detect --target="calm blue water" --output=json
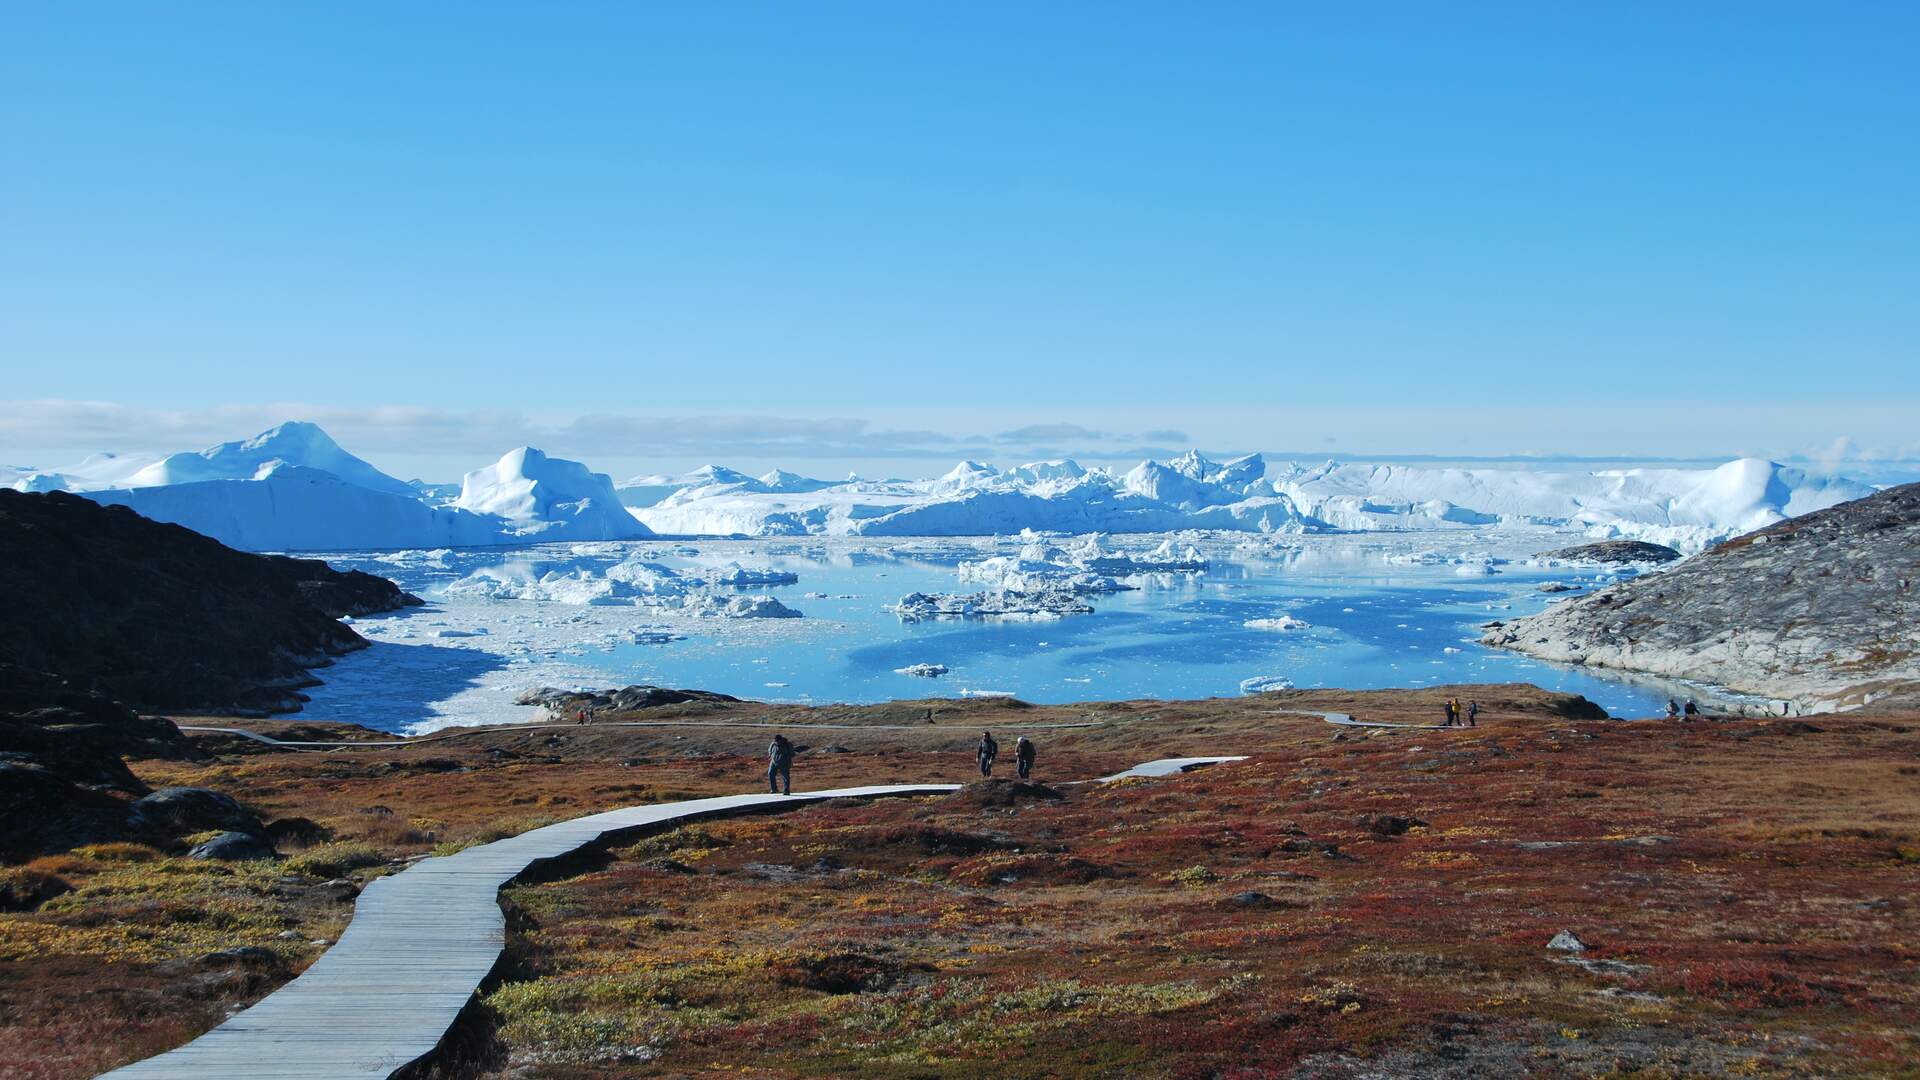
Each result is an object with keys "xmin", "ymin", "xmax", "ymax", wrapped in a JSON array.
[{"xmin": 320, "ymin": 535, "xmax": 1683, "ymax": 719}]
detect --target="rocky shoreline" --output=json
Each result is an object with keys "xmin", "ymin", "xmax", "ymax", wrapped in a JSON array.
[{"xmin": 1485, "ymin": 482, "xmax": 1920, "ymax": 713}]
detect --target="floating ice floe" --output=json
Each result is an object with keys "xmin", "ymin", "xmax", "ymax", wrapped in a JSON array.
[
  {"xmin": 1244, "ymin": 615, "xmax": 1312, "ymax": 631},
  {"xmin": 893, "ymin": 588, "xmax": 1095, "ymax": 622},
  {"xmin": 895, "ymin": 663, "xmax": 950, "ymax": 678},
  {"xmin": 1240, "ymin": 675, "xmax": 1297, "ymax": 694},
  {"xmin": 696, "ymin": 562, "xmax": 801, "ymax": 587},
  {"xmin": 679, "ymin": 594, "xmax": 803, "ymax": 619},
  {"xmin": 444, "ymin": 558, "xmax": 803, "ymax": 617}
]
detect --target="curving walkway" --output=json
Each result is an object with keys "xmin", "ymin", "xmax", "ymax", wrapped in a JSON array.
[
  {"xmin": 1321, "ymin": 713, "xmax": 1449, "ymax": 730},
  {"xmin": 175, "ymin": 717, "xmax": 1107, "ymax": 750},
  {"xmin": 99, "ymin": 755, "xmax": 1257, "ymax": 1079}
]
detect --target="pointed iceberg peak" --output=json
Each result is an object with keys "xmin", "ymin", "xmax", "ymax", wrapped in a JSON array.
[
  {"xmin": 456, "ymin": 446, "xmax": 652, "ymax": 540},
  {"xmin": 943, "ymin": 460, "xmax": 999, "ymax": 479},
  {"xmin": 123, "ymin": 420, "xmax": 416, "ymax": 497},
  {"xmin": 1167, "ymin": 449, "xmax": 1215, "ymax": 480}
]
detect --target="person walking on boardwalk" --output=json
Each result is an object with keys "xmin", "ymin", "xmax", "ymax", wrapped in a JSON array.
[
  {"xmin": 1015, "ymin": 736, "xmax": 1036, "ymax": 779},
  {"xmin": 767, "ymin": 733, "xmax": 795, "ymax": 795},
  {"xmin": 1443, "ymin": 699, "xmax": 1457, "ymax": 727},
  {"xmin": 1667, "ymin": 698, "xmax": 1680, "ymax": 720},
  {"xmin": 977, "ymin": 731, "xmax": 999, "ymax": 778},
  {"xmin": 1683, "ymin": 699, "xmax": 1700, "ymax": 720},
  {"xmin": 1466, "ymin": 700, "xmax": 1479, "ymax": 727}
]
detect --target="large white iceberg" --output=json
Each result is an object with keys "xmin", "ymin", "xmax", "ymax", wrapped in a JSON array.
[
  {"xmin": 457, "ymin": 447, "xmax": 653, "ymax": 541},
  {"xmin": 68, "ymin": 424, "xmax": 650, "ymax": 551},
  {"xmin": 88, "ymin": 465, "xmax": 505, "ymax": 551},
  {"xmin": 124, "ymin": 421, "xmax": 420, "ymax": 497}
]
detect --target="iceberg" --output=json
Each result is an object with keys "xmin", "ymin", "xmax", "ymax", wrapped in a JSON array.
[
  {"xmin": 1244, "ymin": 616, "xmax": 1311, "ymax": 631},
  {"xmin": 1272, "ymin": 458, "xmax": 1874, "ymax": 551},
  {"xmin": 456, "ymin": 447, "xmax": 653, "ymax": 541},
  {"xmin": 893, "ymin": 588, "xmax": 1095, "ymax": 622},
  {"xmin": 638, "ymin": 450, "xmax": 1321, "ymax": 538},
  {"xmin": 124, "ymin": 420, "xmax": 420, "ymax": 497},
  {"xmin": 88, "ymin": 465, "xmax": 505, "ymax": 552},
  {"xmin": 895, "ymin": 663, "xmax": 950, "ymax": 678},
  {"xmin": 1239, "ymin": 675, "xmax": 1297, "ymax": 694},
  {"xmin": 66, "ymin": 424, "xmax": 649, "ymax": 551}
]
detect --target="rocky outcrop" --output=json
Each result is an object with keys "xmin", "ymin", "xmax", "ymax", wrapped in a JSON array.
[
  {"xmin": 1537, "ymin": 540, "xmax": 1682, "ymax": 564},
  {"xmin": 515, "ymin": 684, "xmax": 744, "ymax": 719},
  {"xmin": 1486, "ymin": 483, "xmax": 1920, "ymax": 712},
  {"xmin": 0, "ymin": 490, "xmax": 420, "ymax": 713},
  {"xmin": 0, "ymin": 665, "xmax": 216, "ymax": 861}
]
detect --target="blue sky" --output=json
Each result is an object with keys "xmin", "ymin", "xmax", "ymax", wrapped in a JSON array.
[{"xmin": 3, "ymin": 3, "xmax": 1916, "ymax": 479}]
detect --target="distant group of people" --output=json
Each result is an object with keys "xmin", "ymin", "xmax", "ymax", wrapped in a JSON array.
[
  {"xmin": 1443, "ymin": 698, "xmax": 1478, "ymax": 727},
  {"xmin": 1666, "ymin": 698, "xmax": 1702, "ymax": 720},
  {"xmin": 765, "ymin": 729, "xmax": 1037, "ymax": 795},
  {"xmin": 975, "ymin": 731, "xmax": 1037, "ymax": 779}
]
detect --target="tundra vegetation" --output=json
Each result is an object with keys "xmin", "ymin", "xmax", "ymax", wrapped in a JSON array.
[{"xmin": 2, "ymin": 687, "xmax": 1916, "ymax": 1078}]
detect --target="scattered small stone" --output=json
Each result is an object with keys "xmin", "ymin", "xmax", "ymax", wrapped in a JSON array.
[{"xmin": 1547, "ymin": 930, "xmax": 1588, "ymax": 952}]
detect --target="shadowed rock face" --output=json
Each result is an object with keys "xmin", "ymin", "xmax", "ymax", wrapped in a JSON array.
[
  {"xmin": 0, "ymin": 665, "xmax": 208, "ymax": 860},
  {"xmin": 1487, "ymin": 483, "xmax": 1920, "ymax": 712},
  {"xmin": 0, "ymin": 490, "xmax": 419, "ymax": 713}
]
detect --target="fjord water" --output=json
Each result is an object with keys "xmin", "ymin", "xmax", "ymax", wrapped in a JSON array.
[{"xmin": 314, "ymin": 534, "xmax": 1679, "ymax": 731}]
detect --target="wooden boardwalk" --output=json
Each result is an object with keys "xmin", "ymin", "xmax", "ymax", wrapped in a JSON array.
[
  {"xmin": 100, "ymin": 750, "xmax": 1273, "ymax": 1079},
  {"xmin": 98, "ymin": 783, "xmax": 955, "ymax": 1079}
]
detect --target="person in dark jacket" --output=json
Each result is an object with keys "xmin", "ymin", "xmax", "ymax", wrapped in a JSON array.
[
  {"xmin": 1466, "ymin": 700, "xmax": 1479, "ymax": 727},
  {"xmin": 1015, "ymin": 736, "xmax": 1036, "ymax": 779},
  {"xmin": 767, "ymin": 734, "xmax": 795, "ymax": 795},
  {"xmin": 977, "ymin": 731, "xmax": 998, "ymax": 778}
]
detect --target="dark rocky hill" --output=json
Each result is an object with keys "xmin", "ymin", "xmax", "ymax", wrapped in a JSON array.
[
  {"xmin": 1486, "ymin": 483, "xmax": 1920, "ymax": 712},
  {"xmin": 0, "ymin": 490, "xmax": 420, "ymax": 714}
]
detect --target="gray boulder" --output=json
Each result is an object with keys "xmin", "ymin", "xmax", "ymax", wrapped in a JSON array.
[
  {"xmin": 130, "ymin": 786, "xmax": 264, "ymax": 837},
  {"xmin": 188, "ymin": 831, "xmax": 276, "ymax": 861}
]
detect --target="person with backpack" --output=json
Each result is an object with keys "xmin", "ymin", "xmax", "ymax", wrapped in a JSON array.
[
  {"xmin": 1466, "ymin": 700, "xmax": 1479, "ymax": 727},
  {"xmin": 1667, "ymin": 698, "xmax": 1680, "ymax": 720},
  {"xmin": 977, "ymin": 731, "xmax": 999, "ymax": 778},
  {"xmin": 767, "ymin": 733, "xmax": 795, "ymax": 795},
  {"xmin": 1015, "ymin": 736, "xmax": 1036, "ymax": 779}
]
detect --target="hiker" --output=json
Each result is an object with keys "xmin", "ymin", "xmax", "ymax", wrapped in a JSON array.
[
  {"xmin": 1466, "ymin": 700, "xmax": 1479, "ymax": 727},
  {"xmin": 977, "ymin": 731, "xmax": 998, "ymax": 778},
  {"xmin": 767, "ymin": 733, "xmax": 795, "ymax": 795},
  {"xmin": 1666, "ymin": 698, "xmax": 1680, "ymax": 720},
  {"xmin": 1684, "ymin": 699, "xmax": 1700, "ymax": 719},
  {"xmin": 1015, "ymin": 736, "xmax": 1036, "ymax": 779},
  {"xmin": 1445, "ymin": 699, "xmax": 1459, "ymax": 727}
]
